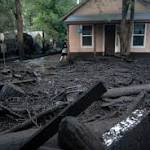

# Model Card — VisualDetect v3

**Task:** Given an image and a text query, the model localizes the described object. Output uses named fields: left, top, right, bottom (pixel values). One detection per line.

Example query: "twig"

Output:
left=26, top=108, right=40, bottom=128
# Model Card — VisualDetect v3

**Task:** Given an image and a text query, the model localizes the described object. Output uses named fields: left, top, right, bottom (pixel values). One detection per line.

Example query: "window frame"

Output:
left=131, top=23, right=147, bottom=48
left=80, top=25, right=94, bottom=48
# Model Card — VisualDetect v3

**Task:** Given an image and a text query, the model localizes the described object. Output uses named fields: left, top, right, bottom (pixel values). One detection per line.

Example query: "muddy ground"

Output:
left=0, top=54, right=150, bottom=133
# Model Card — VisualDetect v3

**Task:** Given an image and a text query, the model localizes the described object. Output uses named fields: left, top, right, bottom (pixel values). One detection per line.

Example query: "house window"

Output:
left=81, top=25, right=93, bottom=47
left=132, top=23, right=146, bottom=47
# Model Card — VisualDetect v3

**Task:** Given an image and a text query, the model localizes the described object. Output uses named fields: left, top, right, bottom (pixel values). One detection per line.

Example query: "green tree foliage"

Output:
left=23, top=0, right=76, bottom=41
left=0, top=0, right=76, bottom=41
left=0, top=0, right=15, bottom=32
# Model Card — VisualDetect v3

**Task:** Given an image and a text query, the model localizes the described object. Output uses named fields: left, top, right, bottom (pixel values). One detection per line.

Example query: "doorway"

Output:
left=104, top=25, right=116, bottom=56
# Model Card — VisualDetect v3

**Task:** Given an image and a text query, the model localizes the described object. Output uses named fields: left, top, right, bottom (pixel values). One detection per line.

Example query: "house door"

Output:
left=104, top=25, right=116, bottom=56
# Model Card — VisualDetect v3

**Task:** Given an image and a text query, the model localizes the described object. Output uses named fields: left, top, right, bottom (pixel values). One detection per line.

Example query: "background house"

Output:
left=63, top=0, right=150, bottom=57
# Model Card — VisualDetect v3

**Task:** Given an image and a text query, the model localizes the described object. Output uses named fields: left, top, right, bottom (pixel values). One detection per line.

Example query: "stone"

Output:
left=0, top=83, right=25, bottom=98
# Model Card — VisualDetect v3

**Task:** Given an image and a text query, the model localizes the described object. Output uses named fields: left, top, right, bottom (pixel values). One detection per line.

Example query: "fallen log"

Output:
left=20, top=82, right=106, bottom=150
left=58, top=117, right=104, bottom=150
left=2, top=102, right=68, bottom=134
left=103, top=84, right=150, bottom=98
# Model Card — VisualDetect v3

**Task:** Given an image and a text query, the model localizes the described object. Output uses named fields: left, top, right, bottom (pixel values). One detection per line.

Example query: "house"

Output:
left=63, top=0, right=150, bottom=57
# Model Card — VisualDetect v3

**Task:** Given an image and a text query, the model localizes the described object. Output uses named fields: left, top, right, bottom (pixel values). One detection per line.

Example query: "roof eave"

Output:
left=64, top=19, right=150, bottom=25
left=62, top=0, right=90, bottom=21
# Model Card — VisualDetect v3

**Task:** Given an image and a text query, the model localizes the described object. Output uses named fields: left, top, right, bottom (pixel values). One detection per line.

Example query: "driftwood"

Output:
left=101, top=96, right=132, bottom=108
left=2, top=102, right=68, bottom=134
left=102, top=91, right=146, bottom=109
left=58, top=117, right=104, bottom=150
left=103, top=84, right=150, bottom=98
left=20, top=82, right=106, bottom=150
left=0, top=103, right=24, bottom=119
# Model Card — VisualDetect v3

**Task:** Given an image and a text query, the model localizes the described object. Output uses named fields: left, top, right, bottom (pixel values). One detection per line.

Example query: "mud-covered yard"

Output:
left=0, top=55, right=150, bottom=133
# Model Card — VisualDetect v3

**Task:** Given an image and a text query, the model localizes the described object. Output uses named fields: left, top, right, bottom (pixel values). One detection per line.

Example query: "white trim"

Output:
left=80, top=25, right=94, bottom=48
left=115, top=24, right=121, bottom=53
left=115, top=24, right=117, bottom=52
left=103, top=25, right=105, bottom=52
left=103, top=24, right=116, bottom=54
left=131, top=23, right=147, bottom=49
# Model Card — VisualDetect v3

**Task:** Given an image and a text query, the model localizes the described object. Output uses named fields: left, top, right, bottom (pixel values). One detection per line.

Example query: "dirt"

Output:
left=0, top=54, right=150, bottom=132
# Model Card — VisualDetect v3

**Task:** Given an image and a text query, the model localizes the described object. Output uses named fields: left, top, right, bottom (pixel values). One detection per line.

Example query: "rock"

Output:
left=13, top=73, right=23, bottom=79
left=23, top=33, right=35, bottom=54
left=1, top=68, right=11, bottom=75
left=0, top=83, right=25, bottom=98
left=58, top=117, right=104, bottom=150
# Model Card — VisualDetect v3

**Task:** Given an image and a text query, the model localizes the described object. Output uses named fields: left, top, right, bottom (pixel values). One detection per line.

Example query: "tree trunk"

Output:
left=15, top=0, right=24, bottom=59
left=127, top=0, right=135, bottom=55
left=58, top=117, right=104, bottom=150
left=120, top=0, right=135, bottom=56
left=120, top=0, right=130, bottom=56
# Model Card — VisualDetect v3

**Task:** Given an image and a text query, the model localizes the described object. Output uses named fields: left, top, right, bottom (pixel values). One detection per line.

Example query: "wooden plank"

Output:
left=20, top=82, right=106, bottom=150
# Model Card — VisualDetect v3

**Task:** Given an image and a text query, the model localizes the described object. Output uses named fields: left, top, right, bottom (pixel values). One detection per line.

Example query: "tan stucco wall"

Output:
left=69, top=23, right=150, bottom=53
left=69, top=24, right=104, bottom=53
left=73, top=0, right=150, bottom=16
left=68, top=0, right=150, bottom=54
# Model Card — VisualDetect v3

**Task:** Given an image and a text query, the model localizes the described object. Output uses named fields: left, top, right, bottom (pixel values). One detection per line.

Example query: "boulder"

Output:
left=58, top=117, right=104, bottom=150
left=0, top=83, right=25, bottom=98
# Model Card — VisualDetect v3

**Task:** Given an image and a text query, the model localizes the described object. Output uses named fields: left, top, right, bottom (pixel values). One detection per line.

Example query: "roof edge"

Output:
left=62, top=0, right=90, bottom=21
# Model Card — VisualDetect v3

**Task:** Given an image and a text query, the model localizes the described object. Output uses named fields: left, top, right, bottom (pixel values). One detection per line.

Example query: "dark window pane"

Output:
left=82, top=36, right=92, bottom=46
left=82, top=26, right=92, bottom=35
left=134, top=24, right=145, bottom=34
left=133, top=36, right=144, bottom=46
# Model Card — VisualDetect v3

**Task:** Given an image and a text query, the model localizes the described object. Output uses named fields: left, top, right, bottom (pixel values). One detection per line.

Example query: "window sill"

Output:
left=81, top=46, right=94, bottom=48
left=131, top=46, right=145, bottom=49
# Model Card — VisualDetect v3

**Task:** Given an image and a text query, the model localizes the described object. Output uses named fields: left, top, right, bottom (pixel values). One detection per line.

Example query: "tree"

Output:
left=120, top=0, right=135, bottom=56
left=0, top=0, right=24, bottom=59
left=23, top=0, right=76, bottom=42
left=15, top=0, right=24, bottom=59
left=0, top=0, right=15, bottom=32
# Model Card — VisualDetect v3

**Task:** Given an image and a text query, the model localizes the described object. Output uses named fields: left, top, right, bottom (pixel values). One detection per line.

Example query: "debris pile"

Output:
left=0, top=55, right=150, bottom=149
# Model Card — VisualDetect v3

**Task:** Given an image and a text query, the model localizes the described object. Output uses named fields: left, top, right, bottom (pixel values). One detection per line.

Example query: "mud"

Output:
left=0, top=55, right=150, bottom=132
